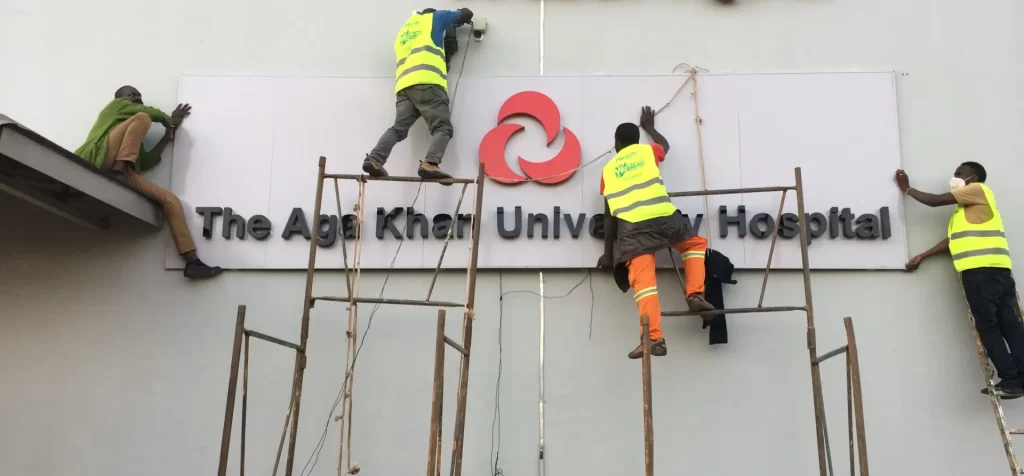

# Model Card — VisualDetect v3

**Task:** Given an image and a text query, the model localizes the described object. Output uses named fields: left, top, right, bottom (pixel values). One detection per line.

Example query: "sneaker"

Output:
left=687, top=293, right=716, bottom=319
left=981, top=379, right=1024, bottom=399
left=362, top=157, right=389, bottom=178
left=184, top=260, right=224, bottom=280
left=418, top=161, right=454, bottom=186
left=627, top=338, right=667, bottom=359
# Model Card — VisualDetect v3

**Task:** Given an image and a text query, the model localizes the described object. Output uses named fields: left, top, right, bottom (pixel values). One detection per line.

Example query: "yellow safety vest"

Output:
left=394, top=12, right=448, bottom=94
left=601, top=144, right=677, bottom=223
left=947, top=183, right=1012, bottom=272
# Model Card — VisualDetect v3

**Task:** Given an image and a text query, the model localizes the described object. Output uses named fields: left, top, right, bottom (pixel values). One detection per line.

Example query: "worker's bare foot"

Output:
left=418, top=161, right=454, bottom=186
left=628, top=338, right=667, bottom=359
left=184, top=259, right=224, bottom=280
left=362, top=157, right=389, bottom=178
left=686, top=293, right=716, bottom=319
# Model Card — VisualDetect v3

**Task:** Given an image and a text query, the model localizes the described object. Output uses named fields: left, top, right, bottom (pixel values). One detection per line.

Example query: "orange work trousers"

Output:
left=102, top=112, right=196, bottom=255
left=627, top=234, right=708, bottom=341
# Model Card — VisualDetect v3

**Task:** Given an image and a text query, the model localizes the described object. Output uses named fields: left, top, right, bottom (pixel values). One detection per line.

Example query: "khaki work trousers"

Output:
left=628, top=234, right=709, bottom=341
left=103, top=112, right=196, bottom=254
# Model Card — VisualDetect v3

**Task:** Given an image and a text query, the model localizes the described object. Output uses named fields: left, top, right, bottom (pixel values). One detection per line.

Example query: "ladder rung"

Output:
left=813, top=345, right=848, bottom=364
left=1009, top=429, right=1024, bottom=435
left=667, top=184, right=795, bottom=198
left=444, top=336, right=470, bottom=356
left=313, top=296, right=465, bottom=308
left=324, top=173, right=476, bottom=184
left=244, top=329, right=301, bottom=351
left=663, top=305, right=806, bottom=317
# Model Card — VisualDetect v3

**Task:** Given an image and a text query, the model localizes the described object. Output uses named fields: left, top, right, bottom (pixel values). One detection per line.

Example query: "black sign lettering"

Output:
left=720, top=205, right=747, bottom=238
left=223, top=207, right=246, bottom=239
left=282, top=208, right=311, bottom=240
left=318, top=214, right=338, bottom=247
left=196, top=207, right=223, bottom=239
left=247, top=215, right=272, bottom=240
left=880, top=206, right=892, bottom=239
left=679, top=213, right=704, bottom=234
left=432, top=214, right=454, bottom=239
left=406, top=207, right=429, bottom=239
left=564, top=212, right=586, bottom=238
left=376, top=207, right=403, bottom=240
left=497, top=207, right=521, bottom=238
left=589, top=213, right=604, bottom=239
left=195, top=205, right=894, bottom=245
left=527, top=212, right=549, bottom=239
left=553, top=206, right=562, bottom=239
left=748, top=213, right=775, bottom=239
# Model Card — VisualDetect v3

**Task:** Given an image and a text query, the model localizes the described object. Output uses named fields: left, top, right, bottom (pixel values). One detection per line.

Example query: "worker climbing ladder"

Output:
left=634, top=168, right=872, bottom=476
left=214, top=157, right=486, bottom=476
left=964, top=290, right=1024, bottom=476
left=618, top=67, right=871, bottom=476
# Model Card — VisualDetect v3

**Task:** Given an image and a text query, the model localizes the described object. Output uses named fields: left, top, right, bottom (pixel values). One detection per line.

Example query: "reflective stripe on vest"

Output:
left=394, top=12, right=448, bottom=93
left=601, top=144, right=677, bottom=223
left=947, top=183, right=1012, bottom=272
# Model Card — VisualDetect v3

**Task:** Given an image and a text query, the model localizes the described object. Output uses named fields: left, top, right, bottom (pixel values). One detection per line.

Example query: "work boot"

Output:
left=686, top=293, right=716, bottom=320
left=362, top=157, right=389, bottom=178
left=981, top=379, right=1024, bottom=399
left=418, top=161, right=454, bottom=186
left=184, top=260, right=224, bottom=280
left=627, top=338, right=667, bottom=359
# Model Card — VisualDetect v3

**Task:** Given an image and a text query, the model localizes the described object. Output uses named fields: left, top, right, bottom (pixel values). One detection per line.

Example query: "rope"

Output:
left=685, top=64, right=713, bottom=246
left=495, top=63, right=709, bottom=185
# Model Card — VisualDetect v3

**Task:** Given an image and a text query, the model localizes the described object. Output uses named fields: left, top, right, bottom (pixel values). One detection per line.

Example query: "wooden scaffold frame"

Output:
left=636, top=167, right=871, bottom=476
left=214, top=157, right=487, bottom=476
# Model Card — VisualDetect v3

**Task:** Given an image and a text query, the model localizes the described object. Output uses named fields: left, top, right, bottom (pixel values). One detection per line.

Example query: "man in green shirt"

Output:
left=76, top=85, right=222, bottom=279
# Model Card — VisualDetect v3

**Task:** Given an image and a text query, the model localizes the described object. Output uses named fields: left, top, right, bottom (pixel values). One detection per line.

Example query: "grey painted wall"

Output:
left=3, top=0, right=1024, bottom=475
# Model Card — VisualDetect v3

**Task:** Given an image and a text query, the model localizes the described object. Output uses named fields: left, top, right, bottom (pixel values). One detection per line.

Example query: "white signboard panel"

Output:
left=167, top=72, right=907, bottom=270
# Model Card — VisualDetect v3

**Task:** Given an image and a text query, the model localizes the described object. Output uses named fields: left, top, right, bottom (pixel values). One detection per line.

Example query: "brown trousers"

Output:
left=103, top=112, right=196, bottom=254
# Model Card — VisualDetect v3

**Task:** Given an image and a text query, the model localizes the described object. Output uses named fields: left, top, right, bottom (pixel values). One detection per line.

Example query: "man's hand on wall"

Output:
left=894, top=169, right=911, bottom=193
left=639, top=105, right=655, bottom=131
left=171, top=103, right=192, bottom=127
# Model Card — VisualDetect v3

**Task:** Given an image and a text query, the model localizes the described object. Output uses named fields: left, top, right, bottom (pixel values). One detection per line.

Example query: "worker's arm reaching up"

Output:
left=640, top=105, right=669, bottom=153
left=894, top=169, right=958, bottom=207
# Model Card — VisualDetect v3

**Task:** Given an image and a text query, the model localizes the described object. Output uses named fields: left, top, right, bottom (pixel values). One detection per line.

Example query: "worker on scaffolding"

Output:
left=897, top=163, right=1024, bottom=398
left=75, top=86, right=223, bottom=280
left=362, top=7, right=474, bottom=183
left=597, top=106, right=716, bottom=359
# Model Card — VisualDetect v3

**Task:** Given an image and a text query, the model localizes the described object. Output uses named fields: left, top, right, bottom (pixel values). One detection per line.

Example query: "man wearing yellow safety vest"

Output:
left=363, top=7, right=474, bottom=183
left=597, top=106, right=716, bottom=360
left=897, top=163, right=1024, bottom=398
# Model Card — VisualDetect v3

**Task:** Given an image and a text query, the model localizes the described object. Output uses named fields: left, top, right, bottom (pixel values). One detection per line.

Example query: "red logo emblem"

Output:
left=478, top=91, right=582, bottom=185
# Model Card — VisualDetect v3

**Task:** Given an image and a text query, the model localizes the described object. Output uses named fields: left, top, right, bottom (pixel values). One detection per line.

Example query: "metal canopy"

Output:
left=0, top=114, right=162, bottom=230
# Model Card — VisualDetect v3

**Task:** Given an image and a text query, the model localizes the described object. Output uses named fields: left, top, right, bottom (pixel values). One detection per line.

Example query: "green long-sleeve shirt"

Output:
left=74, top=98, right=172, bottom=171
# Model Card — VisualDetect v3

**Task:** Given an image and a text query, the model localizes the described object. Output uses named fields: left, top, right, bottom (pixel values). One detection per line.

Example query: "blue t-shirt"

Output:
left=418, top=9, right=462, bottom=48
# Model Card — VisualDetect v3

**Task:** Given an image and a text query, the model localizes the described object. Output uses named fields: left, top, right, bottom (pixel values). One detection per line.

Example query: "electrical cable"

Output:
left=300, top=182, right=425, bottom=476
left=486, top=270, right=595, bottom=476
left=490, top=271, right=505, bottom=476
left=299, top=26, right=475, bottom=476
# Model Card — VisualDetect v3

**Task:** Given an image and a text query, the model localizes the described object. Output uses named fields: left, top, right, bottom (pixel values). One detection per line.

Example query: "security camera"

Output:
left=472, top=18, right=487, bottom=42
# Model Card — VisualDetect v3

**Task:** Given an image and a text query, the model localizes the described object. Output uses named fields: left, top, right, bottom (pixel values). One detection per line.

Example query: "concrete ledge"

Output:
left=0, top=114, right=162, bottom=230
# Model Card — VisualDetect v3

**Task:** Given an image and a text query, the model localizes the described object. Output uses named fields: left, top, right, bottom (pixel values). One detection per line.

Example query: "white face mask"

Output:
left=949, top=177, right=967, bottom=191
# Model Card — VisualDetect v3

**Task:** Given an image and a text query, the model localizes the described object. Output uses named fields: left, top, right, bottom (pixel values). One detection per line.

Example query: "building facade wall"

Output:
left=2, top=0, right=1024, bottom=474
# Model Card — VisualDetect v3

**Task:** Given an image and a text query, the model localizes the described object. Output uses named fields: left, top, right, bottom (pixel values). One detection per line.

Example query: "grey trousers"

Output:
left=368, top=84, right=453, bottom=165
